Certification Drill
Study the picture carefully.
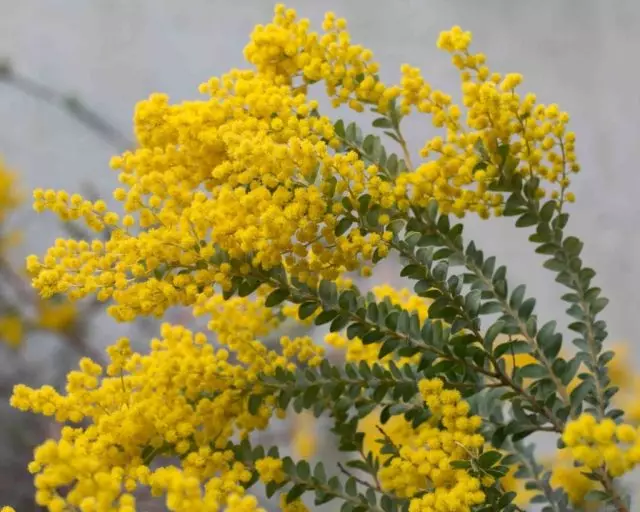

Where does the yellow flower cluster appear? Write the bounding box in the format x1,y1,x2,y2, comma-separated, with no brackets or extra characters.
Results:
244,5,392,113
392,27,579,218
255,457,286,484
13,4,590,510
194,293,280,363
25,4,582,324
359,379,485,511
325,285,430,365
28,67,390,313
10,322,312,511
562,414,640,477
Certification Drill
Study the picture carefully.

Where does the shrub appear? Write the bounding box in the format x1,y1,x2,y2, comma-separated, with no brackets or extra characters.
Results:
6,4,634,512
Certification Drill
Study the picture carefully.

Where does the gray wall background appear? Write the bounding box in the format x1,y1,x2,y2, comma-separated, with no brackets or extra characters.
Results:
0,0,639,507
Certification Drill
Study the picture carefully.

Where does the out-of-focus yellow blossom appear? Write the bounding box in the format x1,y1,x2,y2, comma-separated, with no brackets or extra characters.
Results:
292,411,317,459
563,414,640,477
0,158,20,223
0,314,24,348
36,298,78,333
0,158,21,252
601,342,640,424
549,449,598,508
500,463,536,507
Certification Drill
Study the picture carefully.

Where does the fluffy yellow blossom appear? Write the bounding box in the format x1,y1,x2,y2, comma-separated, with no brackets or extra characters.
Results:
26,5,580,324
563,414,640,477
244,5,392,112
358,378,485,510
10,323,300,510
255,457,286,484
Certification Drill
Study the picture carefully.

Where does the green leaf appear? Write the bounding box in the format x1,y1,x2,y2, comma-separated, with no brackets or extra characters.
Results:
497,491,517,509
570,380,592,412
432,261,449,281
345,477,357,496
484,320,505,351
302,385,320,408
518,364,548,379
378,338,399,358
515,213,538,227
539,201,556,222
518,298,536,319
297,460,311,480
509,284,526,310
265,288,289,307
537,320,556,342
479,302,502,315
563,236,583,256
536,242,559,255
287,484,307,503
373,117,393,128
494,340,530,358
426,199,439,220
583,490,611,502
591,297,609,315
299,301,319,320
334,120,345,138
478,450,502,469
464,290,482,316
388,219,404,234
315,310,338,325
346,122,357,141
248,394,262,415
335,217,353,236
330,314,350,332
319,280,333,303
238,279,261,297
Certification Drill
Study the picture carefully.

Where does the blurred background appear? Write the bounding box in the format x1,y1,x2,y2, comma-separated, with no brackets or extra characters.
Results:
1,0,639,509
